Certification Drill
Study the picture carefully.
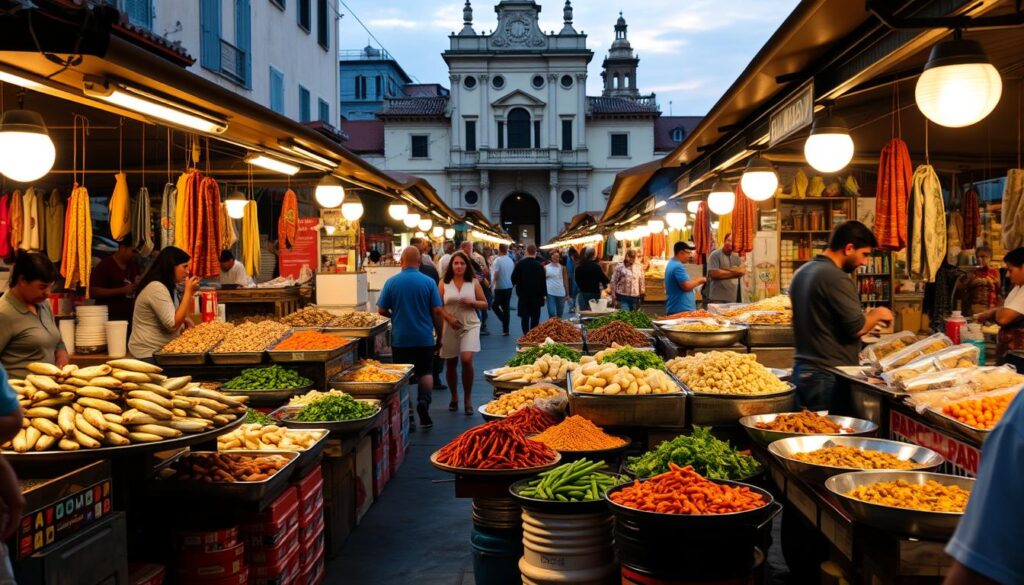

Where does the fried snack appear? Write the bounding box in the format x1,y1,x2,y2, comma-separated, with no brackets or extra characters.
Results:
338,365,403,383
484,385,561,416
754,410,850,434
218,423,321,451
667,351,788,395
845,479,970,512
587,320,652,346
161,322,235,354
733,311,792,325
673,323,724,332
791,445,920,470
161,452,290,482
518,319,582,344
943,392,1015,430
328,311,388,328
661,309,716,320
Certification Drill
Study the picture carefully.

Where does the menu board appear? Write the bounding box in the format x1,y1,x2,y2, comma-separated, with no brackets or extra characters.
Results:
279,217,320,279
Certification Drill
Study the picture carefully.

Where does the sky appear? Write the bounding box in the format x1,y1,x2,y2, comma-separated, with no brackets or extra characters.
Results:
338,0,800,116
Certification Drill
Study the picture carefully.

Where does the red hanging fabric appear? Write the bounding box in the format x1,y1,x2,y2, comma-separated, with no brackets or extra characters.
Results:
279,189,299,248
732,184,756,255
874,138,912,250
694,202,711,265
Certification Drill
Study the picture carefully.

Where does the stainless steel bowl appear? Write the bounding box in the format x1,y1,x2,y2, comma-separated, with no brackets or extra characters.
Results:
739,413,879,447
658,324,748,348
825,471,973,540
767,436,945,484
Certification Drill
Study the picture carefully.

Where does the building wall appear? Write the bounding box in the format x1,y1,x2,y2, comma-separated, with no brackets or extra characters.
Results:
339,60,408,121
154,0,339,124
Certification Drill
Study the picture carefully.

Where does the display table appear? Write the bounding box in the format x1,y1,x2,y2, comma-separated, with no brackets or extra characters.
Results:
216,286,302,319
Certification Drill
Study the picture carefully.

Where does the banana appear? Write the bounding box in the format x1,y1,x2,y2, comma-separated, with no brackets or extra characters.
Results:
11,429,26,452
103,432,130,446
30,390,50,402
73,428,101,449
126,399,173,420
130,424,182,439
111,370,149,383
77,397,122,414
35,435,56,451
103,413,123,425
82,408,109,432
164,419,210,432
139,383,174,399
171,398,196,409
74,365,112,380
127,432,164,443
76,387,120,400
74,414,105,442
161,376,192,391
122,383,140,391
127,391,173,409
171,408,188,418
106,359,162,374
26,375,61,392
24,426,41,450
60,364,79,378
64,377,89,387
25,407,59,419
58,407,77,435
105,422,129,436
31,418,63,438
58,438,80,451
27,363,62,376
148,373,168,382
121,410,159,425
33,397,72,408
72,403,84,413
87,376,123,389
59,384,79,393
58,391,76,400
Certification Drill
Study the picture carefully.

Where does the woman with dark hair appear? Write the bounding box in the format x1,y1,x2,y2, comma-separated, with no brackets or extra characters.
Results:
975,246,1024,364
438,251,486,414
0,251,67,377
128,246,200,359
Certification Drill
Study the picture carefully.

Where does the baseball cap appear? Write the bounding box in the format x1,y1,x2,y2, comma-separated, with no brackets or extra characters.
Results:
673,241,696,254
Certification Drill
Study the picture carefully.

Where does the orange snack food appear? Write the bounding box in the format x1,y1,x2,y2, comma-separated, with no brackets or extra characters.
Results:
532,416,627,451
272,331,349,351
943,393,1015,430
661,309,715,320
609,463,766,515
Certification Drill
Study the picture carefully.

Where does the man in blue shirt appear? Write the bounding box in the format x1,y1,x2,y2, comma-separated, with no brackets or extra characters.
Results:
378,246,453,429
944,390,1024,585
491,244,515,336
664,241,706,315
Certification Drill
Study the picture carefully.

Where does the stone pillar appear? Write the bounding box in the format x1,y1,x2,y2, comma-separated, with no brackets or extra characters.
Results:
480,75,490,149
480,170,490,220
576,73,587,147
548,73,558,149
449,74,461,151
549,170,559,242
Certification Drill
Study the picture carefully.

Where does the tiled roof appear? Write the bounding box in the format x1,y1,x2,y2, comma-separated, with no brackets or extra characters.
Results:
379,97,449,119
655,116,704,152
340,120,385,154
587,97,660,116
113,20,194,66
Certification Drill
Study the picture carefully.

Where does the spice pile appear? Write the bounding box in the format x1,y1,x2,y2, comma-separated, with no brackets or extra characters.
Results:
791,446,920,470
506,343,582,367
161,321,235,354
587,321,652,347
160,452,290,482
532,416,626,451
845,479,970,512
212,321,290,353
755,411,852,434
667,351,788,395
281,306,336,327
518,319,583,345
272,330,348,351
610,464,767,515
586,310,654,330
435,417,558,469
516,459,621,502
223,365,311,391
485,385,562,416
625,427,761,480
661,309,715,320
942,392,1014,430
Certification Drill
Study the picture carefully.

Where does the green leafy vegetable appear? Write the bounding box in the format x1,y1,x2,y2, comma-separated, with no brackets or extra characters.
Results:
224,365,312,391
586,310,653,330
294,395,378,422
597,347,665,370
625,427,762,480
506,343,582,367
244,409,277,425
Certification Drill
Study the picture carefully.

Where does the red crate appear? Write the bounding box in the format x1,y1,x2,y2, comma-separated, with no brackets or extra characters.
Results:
241,491,299,549
193,567,248,585
129,562,165,585
298,496,324,544
174,526,239,553
176,541,245,581
247,523,299,566
249,544,300,585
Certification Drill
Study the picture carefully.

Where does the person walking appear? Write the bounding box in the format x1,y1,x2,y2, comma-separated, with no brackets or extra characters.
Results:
544,249,570,319
438,251,487,414
491,243,515,336
410,237,446,390
705,233,746,306
611,248,645,311
566,247,580,313
512,244,547,334
665,241,705,315
479,247,495,336
438,240,456,276
377,246,453,430
574,246,609,311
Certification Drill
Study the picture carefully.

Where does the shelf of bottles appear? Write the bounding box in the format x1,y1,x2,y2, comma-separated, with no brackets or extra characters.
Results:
857,251,893,305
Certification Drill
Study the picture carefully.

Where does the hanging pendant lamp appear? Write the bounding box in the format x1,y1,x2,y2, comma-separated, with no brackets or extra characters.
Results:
388,202,408,220
403,213,421,228
916,36,1002,128
341,192,364,221
707,178,735,216
804,115,854,173
740,156,778,201
314,174,345,208
225,191,247,219
0,110,56,182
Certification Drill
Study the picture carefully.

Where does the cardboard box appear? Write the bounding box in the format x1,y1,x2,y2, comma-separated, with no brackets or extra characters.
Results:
354,436,374,523
372,423,392,498
321,454,355,558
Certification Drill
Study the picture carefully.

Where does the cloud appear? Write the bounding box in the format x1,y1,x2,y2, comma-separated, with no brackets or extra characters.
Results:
648,80,705,93
629,34,688,55
367,18,418,29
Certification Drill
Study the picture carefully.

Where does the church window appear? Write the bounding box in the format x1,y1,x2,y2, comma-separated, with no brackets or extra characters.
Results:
465,191,479,205
671,127,685,142
611,133,629,157
465,76,477,90
465,120,477,152
624,74,631,89
492,75,506,90
534,121,541,148
411,135,429,158
614,74,620,89
560,75,573,89
532,75,545,89
561,119,573,151
507,108,531,149
560,190,575,205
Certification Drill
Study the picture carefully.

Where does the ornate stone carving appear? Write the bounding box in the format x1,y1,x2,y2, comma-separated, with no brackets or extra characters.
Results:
489,4,548,49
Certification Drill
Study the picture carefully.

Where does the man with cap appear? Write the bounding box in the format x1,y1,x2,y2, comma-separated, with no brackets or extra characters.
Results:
664,241,706,315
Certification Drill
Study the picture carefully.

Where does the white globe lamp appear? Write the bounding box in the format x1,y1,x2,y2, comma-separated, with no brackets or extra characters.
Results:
418,218,432,232
665,212,687,230
647,219,665,233
707,179,735,216
403,213,420,229
0,110,56,182
314,174,344,208
388,202,408,220
740,156,778,201
444,228,456,239
916,38,1001,128
341,193,364,221
804,116,854,173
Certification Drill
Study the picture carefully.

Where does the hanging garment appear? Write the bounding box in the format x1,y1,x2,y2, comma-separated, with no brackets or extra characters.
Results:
874,138,913,251
174,171,193,250
220,202,237,250
242,200,261,277
160,182,177,249
1001,169,1024,251
732,185,756,256
61,183,93,293
716,213,733,249
109,171,131,240
693,202,711,265
9,189,23,251
35,185,45,253
278,189,299,249
44,189,64,263
909,165,947,283
183,170,204,258
962,185,980,250
188,176,222,278
133,187,154,257
947,210,964,265
0,193,10,259
20,188,40,251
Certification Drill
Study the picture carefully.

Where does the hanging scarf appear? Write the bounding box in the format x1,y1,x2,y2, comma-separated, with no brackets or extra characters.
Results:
9,189,23,252
0,194,11,260
44,189,64,263
693,202,711,265
174,171,192,250
732,185,756,256
278,189,299,249
188,176,222,278
61,183,92,293
874,138,913,251
20,187,40,251
109,171,131,240
909,165,946,283
242,200,261,277
220,202,238,250
133,187,154,257
1001,169,1024,252
962,185,980,250
160,182,177,249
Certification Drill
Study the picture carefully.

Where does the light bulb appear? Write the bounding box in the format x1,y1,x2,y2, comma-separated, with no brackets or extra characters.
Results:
324,225,337,235
341,193,363,221
707,180,735,216
225,193,247,219
418,218,432,231
445,228,455,238
804,116,854,173
636,225,651,238
415,231,425,238
388,203,408,220
740,156,778,201
432,226,444,237
647,219,665,233
916,38,1002,128
665,212,687,230
0,110,55,182
686,201,700,214
403,213,420,228
314,174,344,208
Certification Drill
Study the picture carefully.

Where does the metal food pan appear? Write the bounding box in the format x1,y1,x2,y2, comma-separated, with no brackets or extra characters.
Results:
221,383,313,407
767,436,945,484
746,325,794,347
270,401,382,434
153,351,208,366
687,385,798,427
566,371,687,428
329,366,413,397
151,450,300,502
267,333,354,363
659,325,748,348
922,408,990,445
208,350,267,365
739,413,879,447
322,320,390,339
218,428,329,476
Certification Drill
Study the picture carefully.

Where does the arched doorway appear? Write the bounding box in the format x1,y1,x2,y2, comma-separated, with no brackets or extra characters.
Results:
507,108,531,149
500,193,541,246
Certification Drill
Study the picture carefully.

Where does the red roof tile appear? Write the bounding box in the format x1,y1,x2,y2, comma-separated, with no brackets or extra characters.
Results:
655,116,704,152
379,97,449,119
587,97,660,116
340,120,385,154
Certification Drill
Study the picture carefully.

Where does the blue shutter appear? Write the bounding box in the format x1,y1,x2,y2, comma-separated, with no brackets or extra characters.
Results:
318,99,330,123
299,86,311,122
270,67,284,114
200,0,222,71
122,0,152,29
235,0,252,88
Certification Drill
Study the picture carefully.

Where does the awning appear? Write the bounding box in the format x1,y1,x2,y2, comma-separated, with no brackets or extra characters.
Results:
599,161,685,225
382,170,461,224
459,209,513,242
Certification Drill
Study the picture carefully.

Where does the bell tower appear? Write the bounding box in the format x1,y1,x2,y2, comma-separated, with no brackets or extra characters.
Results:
601,13,640,99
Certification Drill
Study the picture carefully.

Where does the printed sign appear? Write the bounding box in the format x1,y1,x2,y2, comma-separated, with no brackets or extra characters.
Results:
279,217,320,278
889,410,980,477
770,82,814,148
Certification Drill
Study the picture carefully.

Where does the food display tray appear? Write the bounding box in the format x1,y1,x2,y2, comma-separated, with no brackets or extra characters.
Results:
219,428,329,476
686,384,798,427
922,408,991,444
270,400,382,435
267,333,355,363
152,351,207,366
429,450,562,477
605,478,779,528
477,403,507,422
657,324,748,348
767,436,945,484
508,473,628,513
209,351,267,365
566,371,687,428
746,325,794,347
483,369,536,392
328,364,413,397
221,383,314,407
322,320,390,339
150,449,299,502
738,412,879,447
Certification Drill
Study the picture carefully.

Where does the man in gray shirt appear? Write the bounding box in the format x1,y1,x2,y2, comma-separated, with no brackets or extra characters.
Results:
705,233,745,305
789,221,893,412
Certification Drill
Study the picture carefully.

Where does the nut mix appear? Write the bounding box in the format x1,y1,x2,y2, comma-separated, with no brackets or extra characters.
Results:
212,321,290,353
329,311,387,328
161,321,235,354
518,319,582,344
666,351,788,395
587,321,652,346
280,306,336,327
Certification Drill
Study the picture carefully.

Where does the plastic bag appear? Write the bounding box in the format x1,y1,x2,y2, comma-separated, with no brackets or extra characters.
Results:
964,365,1024,393
531,389,569,417
899,367,975,393
906,384,980,413
929,343,981,370
882,354,941,385
929,384,1024,420
877,332,952,372
861,330,920,366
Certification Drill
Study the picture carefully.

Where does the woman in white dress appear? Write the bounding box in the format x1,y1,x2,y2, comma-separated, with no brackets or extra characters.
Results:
439,251,488,414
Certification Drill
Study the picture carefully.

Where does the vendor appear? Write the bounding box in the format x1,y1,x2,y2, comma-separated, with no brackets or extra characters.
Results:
705,233,745,305
89,237,141,321
789,221,893,411
0,252,69,377
964,246,1001,317
974,246,1024,364
664,241,705,314
218,250,253,287
128,246,200,359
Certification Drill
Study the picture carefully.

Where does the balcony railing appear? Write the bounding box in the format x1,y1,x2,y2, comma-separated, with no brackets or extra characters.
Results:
219,39,247,85
450,148,589,168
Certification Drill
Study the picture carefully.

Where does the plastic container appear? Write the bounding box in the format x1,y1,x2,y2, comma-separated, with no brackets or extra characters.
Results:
105,320,129,358
472,525,523,585
519,509,616,585
963,323,987,365
945,311,967,345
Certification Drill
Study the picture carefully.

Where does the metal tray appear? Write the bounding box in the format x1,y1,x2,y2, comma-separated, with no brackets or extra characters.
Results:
605,478,778,527
739,412,879,447
687,383,798,427
322,320,390,339
658,324,748,348
767,436,945,484
221,383,314,407
270,400,382,434
429,450,561,477
517,341,584,351
329,364,413,397
219,428,330,476
208,350,267,365
566,370,687,428
824,471,974,540
746,325,794,347
267,332,355,363
483,368,536,391
534,434,632,464
922,408,991,445
2,416,245,462
151,449,299,502
509,472,628,513
152,351,207,366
